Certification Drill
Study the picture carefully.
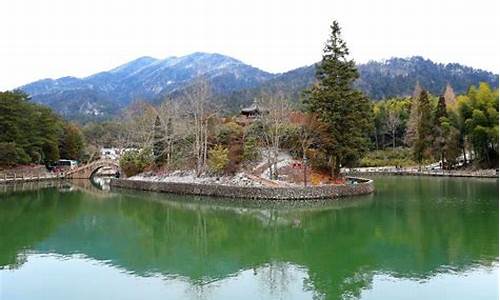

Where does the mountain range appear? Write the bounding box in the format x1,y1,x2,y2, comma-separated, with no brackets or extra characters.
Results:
19,52,499,122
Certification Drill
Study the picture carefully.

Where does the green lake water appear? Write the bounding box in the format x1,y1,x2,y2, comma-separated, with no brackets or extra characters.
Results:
0,176,498,300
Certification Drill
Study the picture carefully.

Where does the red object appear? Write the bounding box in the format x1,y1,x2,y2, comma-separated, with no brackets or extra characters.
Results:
333,178,345,184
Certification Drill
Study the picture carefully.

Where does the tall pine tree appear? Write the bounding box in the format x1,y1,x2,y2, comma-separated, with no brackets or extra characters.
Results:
305,20,372,177
153,115,166,165
432,95,448,166
410,90,433,167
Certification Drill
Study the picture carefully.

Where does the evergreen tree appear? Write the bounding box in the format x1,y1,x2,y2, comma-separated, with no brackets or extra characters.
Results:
305,20,372,177
411,90,434,166
153,115,166,165
0,90,64,165
166,117,173,165
59,123,85,160
432,96,448,166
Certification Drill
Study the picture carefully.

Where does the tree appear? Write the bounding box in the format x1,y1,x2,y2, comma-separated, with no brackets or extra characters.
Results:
153,115,166,165
412,81,423,99
0,90,64,165
456,83,499,168
179,79,216,176
122,101,158,149
59,123,85,160
119,148,153,177
208,145,229,174
165,116,173,165
368,97,411,151
443,83,456,106
258,96,291,179
441,119,461,168
372,102,386,150
242,136,259,162
289,112,330,185
304,20,372,177
385,101,404,150
405,82,423,146
158,100,186,167
0,143,24,167
408,90,433,166
431,96,448,166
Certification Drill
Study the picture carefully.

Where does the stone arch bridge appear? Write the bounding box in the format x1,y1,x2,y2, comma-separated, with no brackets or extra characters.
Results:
65,159,122,179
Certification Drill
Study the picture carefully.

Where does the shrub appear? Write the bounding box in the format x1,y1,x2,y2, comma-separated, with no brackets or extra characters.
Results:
242,136,259,162
245,120,265,139
119,148,153,177
307,148,330,171
15,147,31,165
216,121,243,145
0,143,31,166
208,145,229,175
0,143,19,167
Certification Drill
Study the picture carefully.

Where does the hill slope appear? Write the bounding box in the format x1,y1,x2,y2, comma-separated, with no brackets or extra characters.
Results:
19,54,498,121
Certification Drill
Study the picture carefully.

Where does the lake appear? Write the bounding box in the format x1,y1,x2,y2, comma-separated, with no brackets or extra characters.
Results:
0,176,498,300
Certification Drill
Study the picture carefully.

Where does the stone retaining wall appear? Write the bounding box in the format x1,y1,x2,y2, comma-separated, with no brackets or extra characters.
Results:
109,177,374,200
346,169,498,178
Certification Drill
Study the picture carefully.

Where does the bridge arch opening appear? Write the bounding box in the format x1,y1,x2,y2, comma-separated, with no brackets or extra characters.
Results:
90,165,121,179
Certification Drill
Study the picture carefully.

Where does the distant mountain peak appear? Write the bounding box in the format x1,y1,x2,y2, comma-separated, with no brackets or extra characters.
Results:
18,53,498,122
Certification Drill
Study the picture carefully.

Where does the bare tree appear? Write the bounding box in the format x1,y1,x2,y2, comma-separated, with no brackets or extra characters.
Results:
121,100,158,149
257,96,291,180
290,112,329,186
386,109,401,150
177,79,217,176
158,100,187,166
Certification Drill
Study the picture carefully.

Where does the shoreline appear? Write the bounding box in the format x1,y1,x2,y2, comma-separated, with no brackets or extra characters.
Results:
345,169,498,178
109,177,374,200
0,174,62,184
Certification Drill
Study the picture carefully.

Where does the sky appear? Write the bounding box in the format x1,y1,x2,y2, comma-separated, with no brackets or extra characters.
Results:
0,0,499,90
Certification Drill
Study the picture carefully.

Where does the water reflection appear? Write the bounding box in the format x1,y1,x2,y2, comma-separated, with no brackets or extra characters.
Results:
90,176,112,191
0,176,497,300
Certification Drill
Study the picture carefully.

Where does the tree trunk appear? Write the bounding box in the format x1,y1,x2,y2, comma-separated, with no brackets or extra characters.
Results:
302,150,307,186
392,129,396,150
462,146,467,167
203,118,208,171
268,155,273,180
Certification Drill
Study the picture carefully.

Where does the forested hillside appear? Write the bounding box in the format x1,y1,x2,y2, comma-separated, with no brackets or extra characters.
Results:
18,53,498,122
0,91,85,166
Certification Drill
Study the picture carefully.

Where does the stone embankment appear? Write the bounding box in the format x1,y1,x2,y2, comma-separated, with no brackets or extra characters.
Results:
0,172,60,184
345,167,498,178
109,177,374,200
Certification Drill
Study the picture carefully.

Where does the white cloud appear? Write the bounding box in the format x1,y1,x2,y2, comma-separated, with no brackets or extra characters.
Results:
0,0,498,90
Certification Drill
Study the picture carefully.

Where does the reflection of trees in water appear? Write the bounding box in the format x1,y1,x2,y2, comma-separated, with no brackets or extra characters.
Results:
0,176,497,299
185,283,215,300
0,188,82,268
257,262,294,300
